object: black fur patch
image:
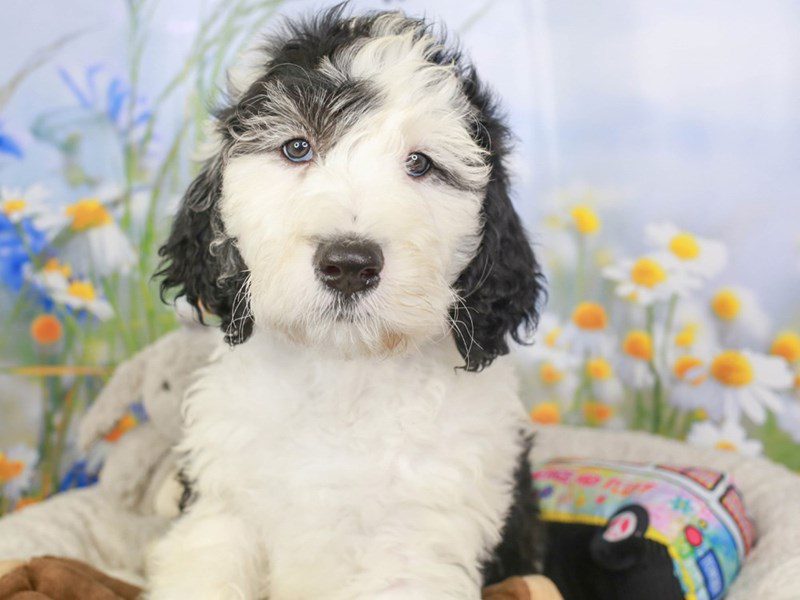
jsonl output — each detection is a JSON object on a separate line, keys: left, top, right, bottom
{"left": 481, "top": 434, "right": 545, "bottom": 586}
{"left": 177, "top": 468, "right": 198, "bottom": 514}
{"left": 451, "top": 71, "right": 546, "bottom": 372}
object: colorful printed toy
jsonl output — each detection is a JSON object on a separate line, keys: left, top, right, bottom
{"left": 535, "top": 459, "right": 756, "bottom": 600}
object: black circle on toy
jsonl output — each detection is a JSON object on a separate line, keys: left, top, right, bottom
{"left": 590, "top": 504, "right": 650, "bottom": 571}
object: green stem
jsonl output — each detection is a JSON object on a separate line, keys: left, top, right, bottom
{"left": 661, "top": 294, "right": 679, "bottom": 370}
{"left": 650, "top": 364, "right": 663, "bottom": 434}
{"left": 645, "top": 304, "right": 664, "bottom": 434}
{"left": 663, "top": 406, "right": 679, "bottom": 436}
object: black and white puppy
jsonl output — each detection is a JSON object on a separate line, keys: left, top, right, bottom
{"left": 149, "top": 6, "right": 545, "bottom": 599}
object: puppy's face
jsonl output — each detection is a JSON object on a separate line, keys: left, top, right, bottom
{"left": 160, "top": 10, "right": 544, "bottom": 369}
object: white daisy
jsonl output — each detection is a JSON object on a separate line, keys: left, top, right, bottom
{"left": 603, "top": 254, "right": 696, "bottom": 306}
{"left": 709, "top": 286, "right": 770, "bottom": 347}
{"left": 668, "top": 354, "right": 711, "bottom": 413}
{"left": 702, "top": 349, "right": 793, "bottom": 425}
{"left": 518, "top": 313, "right": 569, "bottom": 365}
{"left": 535, "top": 353, "right": 580, "bottom": 400}
{"left": 25, "top": 258, "right": 72, "bottom": 295}
{"left": 0, "top": 444, "right": 38, "bottom": 501}
{"left": 0, "top": 184, "right": 51, "bottom": 226}
{"left": 584, "top": 356, "right": 624, "bottom": 404}
{"left": 582, "top": 401, "right": 624, "bottom": 429}
{"left": 567, "top": 204, "right": 601, "bottom": 237}
{"left": 770, "top": 331, "right": 800, "bottom": 366}
{"left": 645, "top": 222, "right": 727, "bottom": 279}
{"left": 57, "top": 185, "right": 136, "bottom": 276}
{"left": 668, "top": 301, "right": 718, "bottom": 359}
{"left": 563, "top": 302, "right": 614, "bottom": 356}
{"left": 51, "top": 279, "right": 114, "bottom": 320}
{"left": 618, "top": 330, "right": 657, "bottom": 390}
{"left": 687, "top": 420, "right": 762, "bottom": 457}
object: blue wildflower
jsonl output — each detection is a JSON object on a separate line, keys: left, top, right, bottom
{"left": 0, "top": 215, "right": 47, "bottom": 291}
{"left": 0, "top": 121, "right": 23, "bottom": 159}
{"left": 58, "top": 66, "right": 151, "bottom": 135}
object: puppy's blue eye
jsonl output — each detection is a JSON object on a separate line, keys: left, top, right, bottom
{"left": 405, "top": 152, "right": 432, "bottom": 177}
{"left": 282, "top": 138, "right": 313, "bottom": 162}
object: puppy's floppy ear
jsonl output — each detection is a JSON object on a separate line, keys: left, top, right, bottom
{"left": 451, "top": 106, "right": 546, "bottom": 371}
{"left": 156, "top": 158, "right": 254, "bottom": 345}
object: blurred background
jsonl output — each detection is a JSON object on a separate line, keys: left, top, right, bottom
{"left": 1, "top": 0, "right": 799, "bottom": 512}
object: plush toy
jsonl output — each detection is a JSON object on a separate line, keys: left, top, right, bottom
{"left": 535, "top": 458, "right": 756, "bottom": 600}
{"left": 0, "top": 325, "right": 220, "bottom": 577}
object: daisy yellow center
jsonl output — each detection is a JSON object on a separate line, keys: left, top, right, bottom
{"left": 674, "top": 324, "right": 698, "bottom": 348}
{"left": 583, "top": 402, "right": 613, "bottom": 424}
{"left": 572, "top": 302, "right": 607, "bottom": 331}
{"left": 544, "top": 327, "right": 562, "bottom": 348}
{"left": 714, "top": 440, "right": 738, "bottom": 452}
{"left": 711, "top": 290, "right": 741, "bottom": 321}
{"left": 711, "top": 351, "right": 754, "bottom": 387}
{"left": 694, "top": 408, "right": 708, "bottom": 421}
{"left": 2, "top": 199, "right": 26, "bottom": 215}
{"left": 630, "top": 257, "right": 667, "bottom": 288}
{"left": 67, "top": 281, "right": 96, "bottom": 302}
{"left": 587, "top": 357, "right": 613, "bottom": 381}
{"left": 530, "top": 402, "right": 561, "bottom": 425}
{"left": 43, "top": 258, "right": 72, "bottom": 278}
{"left": 570, "top": 205, "right": 600, "bottom": 235}
{"left": 622, "top": 330, "right": 653, "bottom": 362}
{"left": 66, "top": 198, "right": 112, "bottom": 231}
{"left": 0, "top": 454, "right": 24, "bottom": 483}
{"left": 794, "top": 374, "right": 800, "bottom": 390}
{"left": 623, "top": 290, "right": 639, "bottom": 303}
{"left": 669, "top": 233, "right": 701, "bottom": 260}
{"left": 673, "top": 356, "right": 705, "bottom": 385}
{"left": 539, "top": 362, "right": 565, "bottom": 386}
{"left": 771, "top": 331, "right": 800, "bottom": 363}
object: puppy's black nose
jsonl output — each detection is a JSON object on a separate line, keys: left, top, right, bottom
{"left": 314, "top": 238, "right": 384, "bottom": 295}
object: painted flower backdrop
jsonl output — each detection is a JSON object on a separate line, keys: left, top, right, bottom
{"left": 518, "top": 192, "right": 800, "bottom": 470}
{"left": 0, "top": 0, "right": 294, "bottom": 513}
{"left": 1, "top": 0, "right": 799, "bottom": 514}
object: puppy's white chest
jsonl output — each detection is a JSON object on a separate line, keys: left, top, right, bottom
{"left": 182, "top": 335, "right": 527, "bottom": 598}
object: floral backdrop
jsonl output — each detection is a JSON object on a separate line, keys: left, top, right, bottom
{"left": 1, "top": 0, "right": 799, "bottom": 514}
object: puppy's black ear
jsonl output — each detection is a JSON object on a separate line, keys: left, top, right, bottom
{"left": 451, "top": 92, "right": 546, "bottom": 371}
{"left": 156, "top": 159, "right": 253, "bottom": 345}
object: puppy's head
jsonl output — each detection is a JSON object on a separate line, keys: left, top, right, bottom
{"left": 158, "top": 6, "right": 545, "bottom": 370}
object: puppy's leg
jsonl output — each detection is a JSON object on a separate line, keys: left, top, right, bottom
{"left": 145, "top": 497, "right": 264, "bottom": 600}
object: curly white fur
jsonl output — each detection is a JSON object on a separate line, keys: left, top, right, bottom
{"left": 147, "top": 334, "right": 527, "bottom": 599}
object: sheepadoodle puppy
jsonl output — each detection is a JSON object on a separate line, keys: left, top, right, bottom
{"left": 149, "top": 6, "right": 546, "bottom": 599}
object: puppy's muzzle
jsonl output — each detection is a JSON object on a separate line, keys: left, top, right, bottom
{"left": 314, "top": 237, "right": 383, "bottom": 296}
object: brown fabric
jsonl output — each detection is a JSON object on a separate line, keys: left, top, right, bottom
{"left": 483, "top": 576, "right": 533, "bottom": 600}
{"left": 0, "top": 557, "right": 141, "bottom": 600}
{"left": 521, "top": 575, "right": 564, "bottom": 600}
{"left": 0, "top": 556, "right": 560, "bottom": 600}
{"left": 482, "top": 575, "right": 564, "bottom": 600}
